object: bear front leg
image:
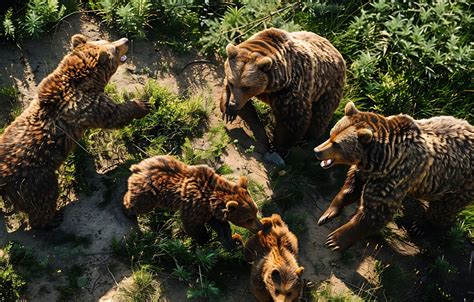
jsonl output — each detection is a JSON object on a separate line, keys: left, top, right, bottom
{"left": 318, "top": 167, "right": 364, "bottom": 226}
{"left": 180, "top": 210, "right": 210, "bottom": 245}
{"left": 272, "top": 96, "right": 312, "bottom": 157}
{"left": 84, "top": 94, "right": 151, "bottom": 129}
{"left": 326, "top": 179, "right": 405, "bottom": 251}
{"left": 208, "top": 218, "right": 242, "bottom": 250}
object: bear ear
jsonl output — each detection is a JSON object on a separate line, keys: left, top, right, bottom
{"left": 262, "top": 219, "right": 273, "bottom": 235}
{"left": 295, "top": 266, "right": 304, "bottom": 277}
{"left": 238, "top": 176, "right": 248, "bottom": 189}
{"left": 226, "top": 200, "right": 239, "bottom": 211}
{"left": 226, "top": 43, "right": 238, "bottom": 59}
{"left": 256, "top": 56, "right": 273, "bottom": 71}
{"left": 344, "top": 102, "right": 359, "bottom": 116}
{"left": 271, "top": 269, "right": 281, "bottom": 284}
{"left": 357, "top": 128, "right": 373, "bottom": 144}
{"left": 98, "top": 50, "right": 111, "bottom": 65}
{"left": 71, "top": 34, "right": 87, "bottom": 49}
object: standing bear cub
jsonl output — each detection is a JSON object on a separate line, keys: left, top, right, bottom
{"left": 244, "top": 214, "right": 304, "bottom": 302}
{"left": 315, "top": 102, "right": 474, "bottom": 251}
{"left": 0, "top": 34, "right": 150, "bottom": 229}
{"left": 123, "top": 155, "right": 262, "bottom": 250}
{"left": 221, "top": 28, "right": 346, "bottom": 162}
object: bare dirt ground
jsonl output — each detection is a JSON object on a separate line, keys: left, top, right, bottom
{"left": 0, "top": 14, "right": 472, "bottom": 301}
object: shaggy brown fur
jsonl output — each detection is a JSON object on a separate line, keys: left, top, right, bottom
{"left": 244, "top": 214, "right": 304, "bottom": 302}
{"left": 123, "top": 155, "right": 262, "bottom": 249}
{"left": 315, "top": 102, "right": 474, "bottom": 251}
{"left": 0, "top": 34, "right": 150, "bottom": 229}
{"left": 220, "top": 28, "right": 346, "bottom": 155}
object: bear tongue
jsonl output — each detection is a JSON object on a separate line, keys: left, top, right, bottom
{"left": 320, "top": 159, "right": 334, "bottom": 169}
{"left": 120, "top": 55, "right": 127, "bottom": 62}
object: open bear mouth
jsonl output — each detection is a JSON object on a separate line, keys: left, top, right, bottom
{"left": 120, "top": 55, "right": 127, "bottom": 62}
{"left": 320, "top": 158, "right": 334, "bottom": 169}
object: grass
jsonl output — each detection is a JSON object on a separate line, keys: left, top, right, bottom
{"left": 312, "top": 282, "right": 364, "bottom": 302}
{"left": 116, "top": 266, "right": 162, "bottom": 302}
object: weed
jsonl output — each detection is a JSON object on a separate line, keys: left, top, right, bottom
{"left": 200, "top": 1, "right": 302, "bottom": 56}
{"left": 457, "top": 204, "right": 474, "bottom": 241}
{"left": 312, "top": 281, "right": 364, "bottom": 302}
{"left": 375, "top": 261, "right": 415, "bottom": 301}
{"left": 119, "top": 80, "right": 210, "bottom": 159}
{"left": 1, "top": 0, "right": 67, "bottom": 40}
{"left": 0, "top": 243, "right": 26, "bottom": 301}
{"left": 180, "top": 122, "right": 230, "bottom": 167}
{"left": 116, "top": 265, "right": 161, "bottom": 302}
{"left": 216, "top": 164, "right": 233, "bottom": 175}
{"left": 56, "top": 264, "right": 87, "bottom": 302}
{"left": 333, "top": 0, "right": 473, "bottom": 122}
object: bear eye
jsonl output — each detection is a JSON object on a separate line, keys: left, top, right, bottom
{"left": 241, "top": 86, "right": 250, "bottom": 91}
{"left": 275, "top": 289, "right": 280, "bottom": 295}
{"left": 286, "top": 292, "right": 292, "bottom": 297}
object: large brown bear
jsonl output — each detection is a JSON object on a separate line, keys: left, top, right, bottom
{"left": 220, "top": 28, "right": 345, "bottom": 163}
{"left": 315, "top": 102, "right": 474, "bottom": 251}
{"left": 123, "top": 155, "right": 262, "bottom": 250}
{"left": 244, "top": 214, "right": 304, "bottom": 302}
{"left": 0, "top": 34, "right": 150, "bottom": 229}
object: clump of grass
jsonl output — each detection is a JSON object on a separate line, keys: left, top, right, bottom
{"left": 425, "top": 256, "right": 458, "bottom": 302}
{"left": 180, "top": 122, "right": 230, "bottom": 167}
{"left": 0, "top": 243, "right": 26, "bottom": 301}
{"left": 374, "top": 261, "right": 415, "bottom": 301}
{"left": 312, "top": 282, "right": 364, "bottom": 302}
{"left": 113, "top": 208, "right": 246, "bottom": 300}
{"left": 116, "top": 265, "right": 161, "bottom": 302}
{"left": 56, "top": 264, "right": 87, "bottom": 302}
{"left": 119, "top": 80, "right": 210, "bottom": 159}
{"left": 457, "top": 204, "right": 474, "bottom": 242}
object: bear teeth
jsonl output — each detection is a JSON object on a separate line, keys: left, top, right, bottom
{"left": 320, "top": 159, "right": 334, "bottom": 169}
{"left": 120, "top": 55, "right": 127, "bottom": 62}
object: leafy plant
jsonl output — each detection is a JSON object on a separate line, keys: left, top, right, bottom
{"left": 0, "top": 243, "right": 26, "bottom": 301}
{"left": 200, "top": 1, "right": 302, "bottom": 55}
{"left": 333, "top": 0, "right": 473, "bottom": 122}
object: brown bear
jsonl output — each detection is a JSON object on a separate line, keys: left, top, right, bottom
{"left": 123, "top": 155, "right": 262, "bottom": 250}
{"left": 0, "top": 34, "right": 150, "bottom": 229}
{"left": 244, "top": 214, "right": 304, "bottom": 302}
{"left": 220, "top": 28, "right": 346, "bottom": 163}
{"left": 314, "top": 102, "right": 474, "bottom": 251}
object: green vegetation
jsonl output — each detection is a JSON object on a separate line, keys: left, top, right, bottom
{"left": 114, "top": 210, "right": 246, "bottom": 300}
{"left": 0, "top": 0, "right": 72, "bottom": 40}
{"left": 312, "top": 282, "right": 365, "bottom": 302}
{"left": 0, "top": 243, "right": 26, "bottom": 301}
{"left": 0, "top": 1, "right": 472, "bottom": 300}
{"left": 116, "top": 265, "right": 161, "bottom": 302}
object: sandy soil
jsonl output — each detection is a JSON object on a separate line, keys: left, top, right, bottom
{"left": 0, "top": 13, "right": 472, "bottom": 302}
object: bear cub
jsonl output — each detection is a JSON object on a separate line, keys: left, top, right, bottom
{"left": 244, "top": 214, "right": 304, "bottom": 302}
{"left": 123, "top": 155, "right": 262, "bottom": 249}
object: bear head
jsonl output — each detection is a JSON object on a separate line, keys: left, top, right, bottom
{"left": 313, "top": 102, "right": 376, "bottom": 169}
{"left": 222, "top": 176, "right": 263, "bottom": 233}
{"left": 262, "top": 251, "right": 304, "bottom": 302}
{"left": 56, "top": 34, "right": 129, "bottom": 91}
{"left": 220, "top": 43, "right": 273, "bottom": 112}
{"left": 314, "top": 102, "right": 418, "bottom": 171}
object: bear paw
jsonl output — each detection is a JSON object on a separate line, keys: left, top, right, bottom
{"left": 264, "top": 151, "right": 285, "bottom": 166}
{"left": 318, "top": 206, "right": 342, "bottom": 226}
{"left": 326, "top": 218, "right": 369, "bottom": 252}
{"left": 133, "top": 100, "right": 152, "bottom": 117}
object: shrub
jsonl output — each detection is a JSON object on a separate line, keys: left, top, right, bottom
{"left": 332, "top": 0, "right": 473, "bottom": 122}
{"left": 200, "top": 1, "right": 302, "bottom": 56}
{"left": 95, "top": 0, "right": 152, "bottom": 38}
{"left": 0, "top": 243, "right": 26, "bottom": 301}
{"left": 0, "top": 0, "right": 68, "bottom": 40}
